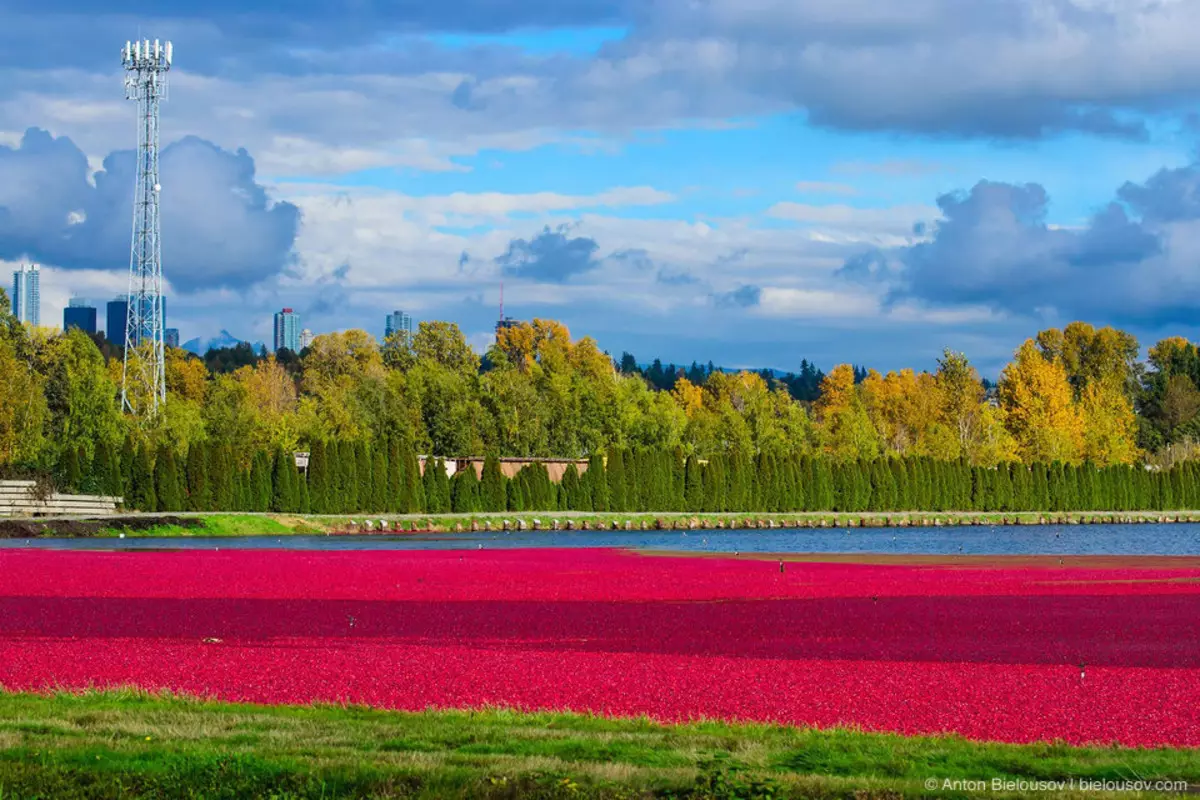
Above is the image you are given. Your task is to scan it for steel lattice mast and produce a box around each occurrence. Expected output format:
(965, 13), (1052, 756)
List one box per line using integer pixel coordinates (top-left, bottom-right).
(121, 38), (172, 415)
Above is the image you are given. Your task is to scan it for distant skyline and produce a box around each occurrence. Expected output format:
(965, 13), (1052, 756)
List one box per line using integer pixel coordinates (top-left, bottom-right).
(4, 3), (1200, 375)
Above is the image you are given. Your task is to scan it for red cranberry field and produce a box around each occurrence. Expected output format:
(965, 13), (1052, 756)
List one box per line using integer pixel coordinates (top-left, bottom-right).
(2, 548), (1198, 747)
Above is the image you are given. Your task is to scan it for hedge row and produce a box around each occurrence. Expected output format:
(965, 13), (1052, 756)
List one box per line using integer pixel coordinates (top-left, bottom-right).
(62, 441), (1200, 514)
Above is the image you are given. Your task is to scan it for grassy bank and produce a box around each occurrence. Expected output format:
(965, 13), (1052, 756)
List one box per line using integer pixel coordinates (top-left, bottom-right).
(5, 509), (1200, 538)
(0, 690), (1195, 799)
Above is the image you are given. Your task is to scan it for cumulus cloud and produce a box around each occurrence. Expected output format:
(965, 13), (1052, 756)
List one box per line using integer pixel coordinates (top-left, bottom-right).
(495, 224), (601, 283)
(6, 0), (1200, 150)
(0, 128), (299, 291)
(836, 162), (1200, 325)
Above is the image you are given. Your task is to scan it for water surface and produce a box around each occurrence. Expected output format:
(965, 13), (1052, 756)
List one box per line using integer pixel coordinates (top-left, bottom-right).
(3, 523), (1198, 555)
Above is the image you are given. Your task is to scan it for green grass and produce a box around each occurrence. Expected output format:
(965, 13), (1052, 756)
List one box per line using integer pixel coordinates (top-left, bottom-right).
(0, 690), (1195, 798)
(96, 515), (313, 538)
(76, 509), (1200, 539)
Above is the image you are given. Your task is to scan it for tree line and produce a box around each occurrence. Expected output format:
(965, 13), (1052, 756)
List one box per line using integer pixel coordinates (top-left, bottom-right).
(69, 435), (1200, 515)
(8, 281), (1200, 512)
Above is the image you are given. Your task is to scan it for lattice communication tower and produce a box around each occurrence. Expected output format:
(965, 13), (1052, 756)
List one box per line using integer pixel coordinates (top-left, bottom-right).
(121, 38), (172, 415)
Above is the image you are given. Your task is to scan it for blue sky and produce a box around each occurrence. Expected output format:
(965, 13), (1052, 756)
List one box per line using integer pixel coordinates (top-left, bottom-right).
(4, 1), (1200, 376)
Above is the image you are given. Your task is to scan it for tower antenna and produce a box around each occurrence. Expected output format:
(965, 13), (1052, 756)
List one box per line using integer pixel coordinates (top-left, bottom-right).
(499, 279), (504, 322)
(120, 37), (172, 415)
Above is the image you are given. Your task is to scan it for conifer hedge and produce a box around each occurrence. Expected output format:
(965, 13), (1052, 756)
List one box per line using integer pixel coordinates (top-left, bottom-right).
(90, 439), (1200, 515)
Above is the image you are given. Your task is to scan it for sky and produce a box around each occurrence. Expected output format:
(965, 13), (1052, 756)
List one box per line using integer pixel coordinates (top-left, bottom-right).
(3, 1), (1200, 377)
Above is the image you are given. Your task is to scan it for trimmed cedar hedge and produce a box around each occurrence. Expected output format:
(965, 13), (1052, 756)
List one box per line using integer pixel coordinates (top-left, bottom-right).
(67, 439), (1200, 515)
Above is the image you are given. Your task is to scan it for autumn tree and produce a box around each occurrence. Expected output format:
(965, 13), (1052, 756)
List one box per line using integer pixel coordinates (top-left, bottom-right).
(998, 340), (1084, 464)
(814, 365), (881, 462)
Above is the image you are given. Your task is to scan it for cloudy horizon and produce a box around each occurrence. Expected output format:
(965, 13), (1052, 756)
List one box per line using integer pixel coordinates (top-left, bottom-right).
(4, 0), (1200, 377)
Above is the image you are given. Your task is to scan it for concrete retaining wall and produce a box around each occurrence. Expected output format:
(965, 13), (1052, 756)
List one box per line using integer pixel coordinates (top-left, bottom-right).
(0, 481), (122, 517)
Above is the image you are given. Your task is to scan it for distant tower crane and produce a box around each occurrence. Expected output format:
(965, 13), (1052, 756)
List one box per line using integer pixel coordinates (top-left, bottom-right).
(120, 37), (172, 415)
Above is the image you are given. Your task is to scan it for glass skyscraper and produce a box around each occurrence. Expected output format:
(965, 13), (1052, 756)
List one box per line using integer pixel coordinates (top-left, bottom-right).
(11, 263), (40, 326)
(385, 309), (413, 343)
(106, 295), (166, 349)
(274, 308), (301, 353)
(106, 296), (128, 348)
(63, 298), (97, 334)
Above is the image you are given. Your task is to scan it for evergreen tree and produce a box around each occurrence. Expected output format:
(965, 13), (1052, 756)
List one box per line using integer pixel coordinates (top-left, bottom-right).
(386, 439), (403, 513)
(434, 459), (453, 512)
(352, 441), (370, 512)
(337, 440), (353, 513)
(211, 444), (235, 511)
(95, 440), (121, 499)
(249, 451), (272, 512)
(154, 445), (183, 512)
(450, 467), (479, 512)
(670, 447), (686, 509)
(306, 440), (328, 514)
(684, 456), (704, 512)
(586, 454), (609, 511)
(404, 453), (425, 513)
(703, 456), (727, 512)
(272, 448), (295, 512)
(297, 467), (311, 513)
(371, 445), (388, 513)
(811, 459), (834, 511)
(506, 476), (525, 511)
(186, 442), (211, 512)
(606, 449), (627, 512)
(481, 455), (506, 511)
(232, 467), (249, 512)
(60, 446), (82, 493)
(422, 458), (441, 513)
(120, 436), (136, 502)
(890, 459), (910, 511)
(128, 444), (156, 511)
(561, 464), (583, 510)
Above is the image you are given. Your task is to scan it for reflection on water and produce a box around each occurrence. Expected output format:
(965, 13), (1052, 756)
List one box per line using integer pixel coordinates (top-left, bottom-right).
(2, 524), (1199, 555)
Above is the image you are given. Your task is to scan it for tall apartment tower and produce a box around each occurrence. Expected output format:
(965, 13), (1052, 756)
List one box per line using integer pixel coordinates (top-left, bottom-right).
(274, 307), (301, 353)
(11, 263), (40, 326)
(385, 309), (413, 343)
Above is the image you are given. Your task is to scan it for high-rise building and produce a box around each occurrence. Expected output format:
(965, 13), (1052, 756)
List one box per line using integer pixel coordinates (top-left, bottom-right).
(11, 263), (40, 326)
(274, 308), (301, 353)
(385, 309), (413, 343)
(164, 328), (180, 348)
(299, 328), (314, 350)
(106, 296), (129, 348)
(107, 295), (166, 349)
(63, 298), (97, 334)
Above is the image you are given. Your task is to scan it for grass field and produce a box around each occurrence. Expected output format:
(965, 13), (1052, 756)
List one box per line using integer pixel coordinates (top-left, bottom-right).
(0, 690), (1196, 799)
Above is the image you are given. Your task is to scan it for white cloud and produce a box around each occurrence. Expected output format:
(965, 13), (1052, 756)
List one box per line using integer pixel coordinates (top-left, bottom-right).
(756, 287), (879, 318)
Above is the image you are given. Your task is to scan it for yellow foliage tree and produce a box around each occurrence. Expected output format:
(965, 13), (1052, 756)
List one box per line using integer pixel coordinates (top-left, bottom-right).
(998, 340), (1085, 464)
(861, 368), (944, 456)
(1080, 381), (1139, 466)
(815, 365), (880, 462)
(166, 348), (209, 403)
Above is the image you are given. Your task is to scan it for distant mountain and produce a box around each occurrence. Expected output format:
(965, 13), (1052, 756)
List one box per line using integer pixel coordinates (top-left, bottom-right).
(182, 330), (266, 356)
